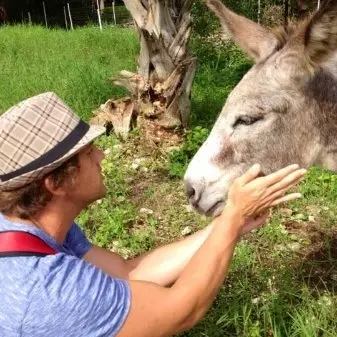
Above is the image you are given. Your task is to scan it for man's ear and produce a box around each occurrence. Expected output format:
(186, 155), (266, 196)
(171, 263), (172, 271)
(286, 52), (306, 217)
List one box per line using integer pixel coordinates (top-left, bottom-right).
(44, 177), (67, 197)
(206, 0), (279, 62)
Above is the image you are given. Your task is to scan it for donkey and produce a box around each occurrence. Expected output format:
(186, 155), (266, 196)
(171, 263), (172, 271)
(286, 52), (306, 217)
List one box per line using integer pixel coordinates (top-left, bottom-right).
(184, 0), (337, 217)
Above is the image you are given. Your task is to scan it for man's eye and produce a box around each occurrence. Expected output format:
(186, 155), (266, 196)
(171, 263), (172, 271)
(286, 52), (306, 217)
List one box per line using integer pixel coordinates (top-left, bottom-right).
(233, 116), (263, 128)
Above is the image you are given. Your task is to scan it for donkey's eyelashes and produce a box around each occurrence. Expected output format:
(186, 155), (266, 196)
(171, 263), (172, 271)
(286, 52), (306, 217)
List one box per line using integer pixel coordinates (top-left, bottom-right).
(233, 115), (264, 128)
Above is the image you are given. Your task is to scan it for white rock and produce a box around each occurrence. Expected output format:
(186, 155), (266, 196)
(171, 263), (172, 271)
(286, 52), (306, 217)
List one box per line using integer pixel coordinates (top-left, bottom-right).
(131, 163), (139, 170)
(279, 208), (293, 217)
(166, 146), (180, 152)
(318, 295), (332, 306)
(139, 208), (154, 215)
(112, 240), (121, 248)
(113, 144), (122, 150)
(287, 242), (301, 251)
(252, 297), (261, 304)
(104, 148), (111, 155)
(308, 215), (315, 222)
(183, 204), (194, 213)
(181, 226), (192, 236)
(275, 244), (287, 252)
(134, 157), (146, 165)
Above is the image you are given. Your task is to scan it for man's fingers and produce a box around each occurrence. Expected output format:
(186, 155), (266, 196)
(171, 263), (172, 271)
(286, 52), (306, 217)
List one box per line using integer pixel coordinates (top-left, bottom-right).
(270, 193), (302, 206)
(263, 177), (302, 205)
(269, 171), (306, 194)
(261, 164), (301, 187)
(239, 164), (261, 185)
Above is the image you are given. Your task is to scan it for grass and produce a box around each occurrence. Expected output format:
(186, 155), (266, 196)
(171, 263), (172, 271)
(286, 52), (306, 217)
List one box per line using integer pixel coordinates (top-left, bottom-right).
(1, 25), (337, 336)
(0, 24), (138, 120)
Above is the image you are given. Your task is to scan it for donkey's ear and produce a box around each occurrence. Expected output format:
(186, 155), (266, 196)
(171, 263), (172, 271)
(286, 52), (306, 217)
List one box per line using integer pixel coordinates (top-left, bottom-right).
(206, 0), (279, 62)
(300, 0), (337, 69)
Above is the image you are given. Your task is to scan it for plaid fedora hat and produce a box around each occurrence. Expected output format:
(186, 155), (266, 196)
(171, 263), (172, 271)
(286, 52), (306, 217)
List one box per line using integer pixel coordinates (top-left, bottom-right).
(0, 92), (105, 191)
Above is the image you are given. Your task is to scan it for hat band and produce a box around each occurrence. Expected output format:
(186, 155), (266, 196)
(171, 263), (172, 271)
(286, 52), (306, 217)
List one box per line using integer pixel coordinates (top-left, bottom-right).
(0, 120), (90, 182)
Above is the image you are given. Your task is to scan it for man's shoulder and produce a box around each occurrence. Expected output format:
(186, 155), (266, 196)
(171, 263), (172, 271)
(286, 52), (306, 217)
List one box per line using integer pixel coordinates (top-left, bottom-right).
(23, 254), (131, 337)
(0, 244), (130, 337)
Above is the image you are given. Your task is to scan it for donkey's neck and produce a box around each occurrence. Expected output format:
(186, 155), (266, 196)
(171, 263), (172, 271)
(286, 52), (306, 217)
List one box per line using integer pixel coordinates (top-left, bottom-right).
(306, 66), (337, 107)
(305, 63), (337, 172)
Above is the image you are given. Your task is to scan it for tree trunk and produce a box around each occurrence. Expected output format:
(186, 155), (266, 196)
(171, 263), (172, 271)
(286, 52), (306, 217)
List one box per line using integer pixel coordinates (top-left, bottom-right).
(92, 0), (196, 138)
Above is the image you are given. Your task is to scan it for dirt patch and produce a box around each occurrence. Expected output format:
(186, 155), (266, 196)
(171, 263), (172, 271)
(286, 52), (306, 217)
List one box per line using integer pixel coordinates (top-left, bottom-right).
(296, 232), (337, 291)
(282, 221), (337, 291)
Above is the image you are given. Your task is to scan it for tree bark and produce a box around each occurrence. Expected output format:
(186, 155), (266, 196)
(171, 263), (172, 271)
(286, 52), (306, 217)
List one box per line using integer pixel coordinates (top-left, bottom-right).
(92, 0), (196, 138)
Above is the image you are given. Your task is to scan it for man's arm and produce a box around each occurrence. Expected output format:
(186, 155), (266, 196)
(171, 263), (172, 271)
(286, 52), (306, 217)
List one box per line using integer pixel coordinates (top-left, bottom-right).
(84, 222), (214, 286)
(118, 213), (241, 337)
(116, 164), (306, 337)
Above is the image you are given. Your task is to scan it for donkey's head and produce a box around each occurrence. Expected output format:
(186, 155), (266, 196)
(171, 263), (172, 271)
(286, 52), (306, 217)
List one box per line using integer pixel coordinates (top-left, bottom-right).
(184, 0), (337, 216)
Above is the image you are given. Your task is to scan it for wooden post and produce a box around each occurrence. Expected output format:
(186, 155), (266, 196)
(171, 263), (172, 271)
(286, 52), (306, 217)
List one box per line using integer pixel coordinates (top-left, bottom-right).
(284, 0), (289, 26)
(257, 0), (261, 24)
(42, 2), (48, 28)
(112, 1), (116, 25)
(67, 3), (74, 30)
(63, 6), (68, 30)
(96, 0), (103, 31)
(317, 0), (321, 10)
(28, 12), (32, 25)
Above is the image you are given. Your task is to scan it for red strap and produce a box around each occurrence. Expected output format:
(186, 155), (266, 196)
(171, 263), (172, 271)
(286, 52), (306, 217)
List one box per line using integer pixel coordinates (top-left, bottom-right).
(0, 231), (57, 255)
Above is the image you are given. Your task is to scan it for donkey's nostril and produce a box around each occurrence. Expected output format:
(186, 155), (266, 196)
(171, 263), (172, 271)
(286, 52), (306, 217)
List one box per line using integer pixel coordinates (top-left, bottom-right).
(184, 179), (202, 206)
(186, 185), (195, 199)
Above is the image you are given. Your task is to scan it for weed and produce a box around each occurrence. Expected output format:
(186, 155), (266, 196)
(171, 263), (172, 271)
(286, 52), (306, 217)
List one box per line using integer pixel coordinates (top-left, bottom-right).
(168, 126), (209, 178)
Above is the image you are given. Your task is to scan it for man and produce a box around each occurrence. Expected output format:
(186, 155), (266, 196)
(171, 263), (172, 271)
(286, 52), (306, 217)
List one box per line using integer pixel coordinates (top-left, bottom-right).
(0, 92), (306, 337)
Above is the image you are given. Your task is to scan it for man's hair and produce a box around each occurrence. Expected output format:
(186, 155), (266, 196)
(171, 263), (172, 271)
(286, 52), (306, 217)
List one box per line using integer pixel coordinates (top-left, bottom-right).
(0, 154), (80, 219)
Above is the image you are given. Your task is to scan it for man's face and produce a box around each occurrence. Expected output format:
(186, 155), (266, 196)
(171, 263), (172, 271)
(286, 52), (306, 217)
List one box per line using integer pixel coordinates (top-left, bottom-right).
(67, 143), (106, 206)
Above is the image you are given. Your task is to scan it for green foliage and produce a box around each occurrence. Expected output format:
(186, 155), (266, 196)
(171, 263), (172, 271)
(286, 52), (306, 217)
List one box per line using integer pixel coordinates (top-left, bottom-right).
(191, 0), (262, 35)
(190, 42), (252, 127)
(168, 126), (209, 178)
(299, 167), (337, 202)
(191, 1), (220, 38)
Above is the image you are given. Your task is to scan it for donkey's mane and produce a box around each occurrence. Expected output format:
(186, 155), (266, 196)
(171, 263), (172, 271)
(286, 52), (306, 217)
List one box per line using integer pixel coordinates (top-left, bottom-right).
(272, 19), (310, 50)
(272, 23), (298, 49)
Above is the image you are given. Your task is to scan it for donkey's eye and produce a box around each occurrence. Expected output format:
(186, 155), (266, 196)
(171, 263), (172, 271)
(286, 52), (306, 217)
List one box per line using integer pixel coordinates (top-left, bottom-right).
(233, 116), (263, 128)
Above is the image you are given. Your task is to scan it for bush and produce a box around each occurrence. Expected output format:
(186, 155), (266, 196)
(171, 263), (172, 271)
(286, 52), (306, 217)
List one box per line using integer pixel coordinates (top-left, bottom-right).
(262, 5), (284, 27)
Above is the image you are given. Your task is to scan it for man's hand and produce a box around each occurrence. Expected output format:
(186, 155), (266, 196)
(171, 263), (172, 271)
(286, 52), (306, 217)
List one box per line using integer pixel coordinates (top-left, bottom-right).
(240, 211), (269, 236)
(222, 163), (306, 235)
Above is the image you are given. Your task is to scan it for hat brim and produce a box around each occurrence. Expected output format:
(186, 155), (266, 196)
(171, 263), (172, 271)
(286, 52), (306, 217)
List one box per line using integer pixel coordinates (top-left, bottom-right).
(0, 125), (106, 191)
